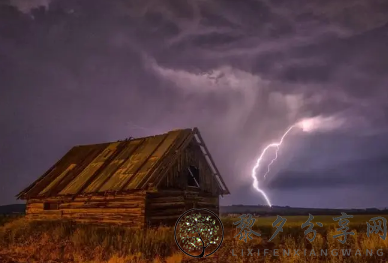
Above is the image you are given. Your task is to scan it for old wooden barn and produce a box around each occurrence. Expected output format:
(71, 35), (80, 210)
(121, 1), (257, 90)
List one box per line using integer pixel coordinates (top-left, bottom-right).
(16, 128), (230, 227)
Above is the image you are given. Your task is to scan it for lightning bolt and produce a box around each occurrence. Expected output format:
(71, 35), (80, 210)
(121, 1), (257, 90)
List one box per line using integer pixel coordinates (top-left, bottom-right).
(251, 125), (296, 207)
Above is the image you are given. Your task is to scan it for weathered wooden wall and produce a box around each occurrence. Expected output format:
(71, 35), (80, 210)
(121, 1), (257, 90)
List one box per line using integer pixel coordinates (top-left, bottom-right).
(146, 139), (221, 226)
(25, 191), (146, 227)
(160, 140), (220, 196)
(146, 190), (219, 226)
(24, 138), (224, 228)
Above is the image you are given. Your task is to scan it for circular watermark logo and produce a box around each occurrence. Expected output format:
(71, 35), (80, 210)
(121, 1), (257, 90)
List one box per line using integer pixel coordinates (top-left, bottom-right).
(174, 208), (224, 258)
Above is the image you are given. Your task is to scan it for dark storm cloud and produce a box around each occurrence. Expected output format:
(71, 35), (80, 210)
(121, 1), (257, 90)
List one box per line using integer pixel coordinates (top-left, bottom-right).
(0, 0), (387, 207)
(267, 155), (388, 190)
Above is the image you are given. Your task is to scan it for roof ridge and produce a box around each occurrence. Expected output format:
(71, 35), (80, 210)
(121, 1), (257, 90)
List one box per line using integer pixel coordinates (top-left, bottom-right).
(72, 128), (196, 147)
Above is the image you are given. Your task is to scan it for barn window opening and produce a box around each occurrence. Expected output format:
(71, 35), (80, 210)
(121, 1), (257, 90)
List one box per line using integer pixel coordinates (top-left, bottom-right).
(43, 202), (59, 210)
(187, 166), (200, 187)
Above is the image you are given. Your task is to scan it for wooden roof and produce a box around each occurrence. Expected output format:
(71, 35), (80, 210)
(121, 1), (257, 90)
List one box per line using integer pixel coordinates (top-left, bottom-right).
(17, 128), (230, 199)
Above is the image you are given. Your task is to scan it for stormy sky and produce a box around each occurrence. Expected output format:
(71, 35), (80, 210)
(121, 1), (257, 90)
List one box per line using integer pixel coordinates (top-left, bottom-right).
(1, 0), (388, 208)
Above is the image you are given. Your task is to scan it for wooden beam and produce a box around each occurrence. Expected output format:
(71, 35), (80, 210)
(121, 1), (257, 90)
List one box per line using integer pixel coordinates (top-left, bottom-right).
(16, 146), (77, 199)
(151, 131), (195, 188)
(192, 128), (230, 195)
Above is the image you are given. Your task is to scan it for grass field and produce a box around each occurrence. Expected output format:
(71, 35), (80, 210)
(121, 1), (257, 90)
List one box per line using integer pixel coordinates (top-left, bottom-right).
(222, 214), (378, 227)
(0, 214), (23, 227)
(0, 215), (387, 262)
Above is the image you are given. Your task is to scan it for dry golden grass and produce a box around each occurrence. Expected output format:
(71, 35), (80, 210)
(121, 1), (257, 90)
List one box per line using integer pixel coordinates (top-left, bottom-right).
(0, 214), (23, 227)
(0, 216), (388, 262)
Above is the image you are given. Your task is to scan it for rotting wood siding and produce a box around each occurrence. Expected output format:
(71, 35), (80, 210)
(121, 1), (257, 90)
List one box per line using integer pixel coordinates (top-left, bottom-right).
(20, 132), (228, 228)
(25, 191), (146, 227)
(160, 140), (220, 195)
(145, 139), (221, 226)
(146, 190), (219, 226)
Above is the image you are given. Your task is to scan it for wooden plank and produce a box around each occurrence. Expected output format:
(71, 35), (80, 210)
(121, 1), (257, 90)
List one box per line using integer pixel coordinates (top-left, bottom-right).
(195, 196), (218, 202)
(97, 139), (148, 191)
(152, 132), (195, 188)
(27, 210), (63, 215)
(149, 215), (183, 220)
(83, 140), (143, 193)
(147, 190), (184, 197)
(24, 214), (145, 227)
(17, 146), (80, 199)
(193, 128), (230, 195)
(61, 214), (143, 222)
(49, 144), (110, 197)
(72, 142), (128, 196)
(147, 197), (185, 204)
(27, 197), (70, 203)
(141, 130), (192, 189)
(150, 209), (185, 217)
(38, 164), (77, 196)
(59, 202), (144, 209)
(27, 202), (44, 209)
(26, 215), (62, 220)
(61, 211), (143, 217)
(148, 202), (185, 208)
(74, 193), (146, 202)
(61, 208), (142, 214)
(27, 208), (44, 213)
(134, 130), (185, 189)
(122, 134), (170, 190)
(27, 195), (144, 202)
(58, 143), (120, 195)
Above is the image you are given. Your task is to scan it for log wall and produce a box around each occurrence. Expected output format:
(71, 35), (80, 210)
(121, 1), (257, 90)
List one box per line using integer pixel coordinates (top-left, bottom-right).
(25, 190), (219, 228)
(146, 190), (219, 226)
(25, 191), (146, 227)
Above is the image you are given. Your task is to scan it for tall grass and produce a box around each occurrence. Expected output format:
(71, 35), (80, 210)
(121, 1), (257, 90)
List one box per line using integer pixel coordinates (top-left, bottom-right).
(0, 215), (387, 262)
(0, 218), (175, 262)
(0, 214), (23, 227)
(221, 214), (385, 228)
